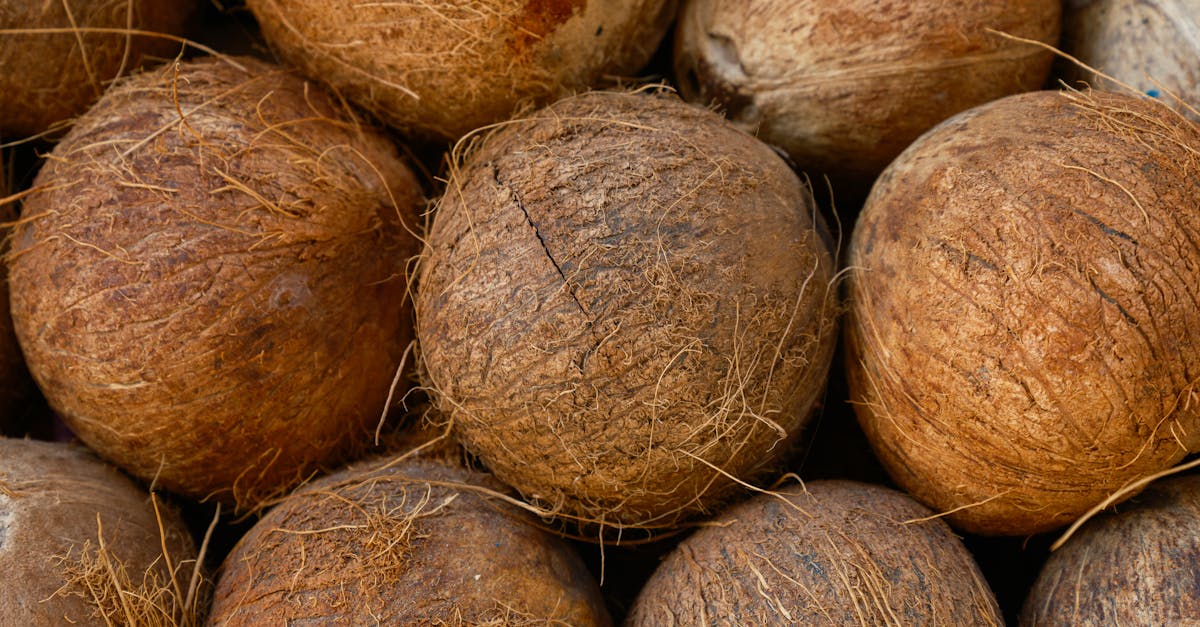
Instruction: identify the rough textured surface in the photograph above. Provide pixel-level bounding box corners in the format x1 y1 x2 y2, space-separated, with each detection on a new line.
1062 0 1200 122
1021 474 1200 625
209 458 611 625
846 89 1200 536
0 0 197 138
674 0 1060 185
628 480 1002 625
417 90 839 531
9 57 422 511
0 438 197 626
247 0 676 141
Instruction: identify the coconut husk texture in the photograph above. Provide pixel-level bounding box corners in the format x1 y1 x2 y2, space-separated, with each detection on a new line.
845 89 1200 536
1061 0 1200 122
0 438 199 625
1021 473 1200 625
673 0 1061 185
209 457 611 625
0 0 198 138
8 56 422 512
246 0 677 142
416 90 839 532
627 480 1002 625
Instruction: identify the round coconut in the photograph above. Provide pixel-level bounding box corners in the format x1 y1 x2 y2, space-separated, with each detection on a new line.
209 457 610 625
628 480 1002 625
845 89 1200 536
1021 474 1200 625
246 0 676 142
416 90 839 531
8 57 422 511
673 0 1061 185
0 438 198 625
1061 0 1200 122
0 0 199 139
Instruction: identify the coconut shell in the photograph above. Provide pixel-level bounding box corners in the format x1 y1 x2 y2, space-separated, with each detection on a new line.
8 57 422 511
246 0 677 141
209 457 611 625
628 480 1002 625
674 0 1060 185
0 438 198 625
846 89 1200 536
416 90 839 531
0 0 198 138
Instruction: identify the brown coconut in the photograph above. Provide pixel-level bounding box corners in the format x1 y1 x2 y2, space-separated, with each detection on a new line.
416 90 839 531
209 457 611 625
8 57 422 511
0 438 199 625
246 0 677 142
845 89 1200 536
0 0 199 138
628 480 1002 625
673 0 1061 185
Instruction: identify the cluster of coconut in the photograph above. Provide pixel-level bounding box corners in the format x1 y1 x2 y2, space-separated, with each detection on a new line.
0 0 1197 624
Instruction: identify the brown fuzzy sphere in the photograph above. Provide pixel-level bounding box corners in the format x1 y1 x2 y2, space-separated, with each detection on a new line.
9 57 421 511
0 0 198 138
846 89 1200 536
0 439 197 625
209 457 611 625
417 90 838 530
246 0 676 141
674 0 1060 184
628 480 1002 625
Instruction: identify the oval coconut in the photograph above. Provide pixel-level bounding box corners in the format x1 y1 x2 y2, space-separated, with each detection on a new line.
0 438 198 625
845 89 1200 536
9 57 422 511
416 90 839 531
628 480 1002 625
209 457 610 625
0 0 199 138
1021 474 1200 625
246 0 676 141
673 0 1060 185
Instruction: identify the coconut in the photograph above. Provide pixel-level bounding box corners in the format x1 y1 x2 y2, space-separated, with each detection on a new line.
209 457 611 625
0 0 199 138
1021 474 1200 625
0 438 199 625
845 89 1200 536
8 57 422 511
416 90 839 531
628 480 1002 624
246 0 676 142
673 0 1061 186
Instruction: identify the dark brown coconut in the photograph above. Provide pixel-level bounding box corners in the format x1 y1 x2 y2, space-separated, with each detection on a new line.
0 438 199 625
8 57 421 511
1021 474 1200 625
628 480 1002 625
246 0 676 141
209 457 611 625
0 0 198 138
416 90 839 531
846 89 1200 536
674 0 1060 185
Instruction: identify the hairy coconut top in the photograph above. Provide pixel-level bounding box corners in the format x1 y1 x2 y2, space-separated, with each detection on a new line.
628 480 1002 625
846 89 1200 536
246 0 676 141
0 438 199 626
9 56 422 511
417 90 839 532
0 0 198 138
674 0 1060 184
210 457 611 625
